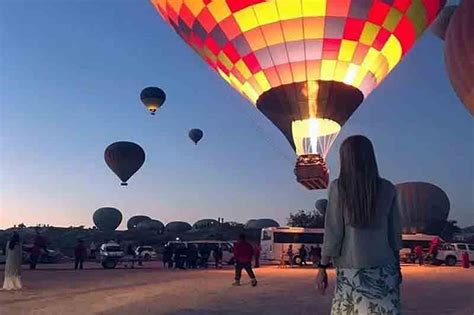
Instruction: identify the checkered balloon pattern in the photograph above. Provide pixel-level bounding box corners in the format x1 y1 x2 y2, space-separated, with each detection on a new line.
152 0 444 104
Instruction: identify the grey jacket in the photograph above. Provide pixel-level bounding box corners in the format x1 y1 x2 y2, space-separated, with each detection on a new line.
321 178 402 269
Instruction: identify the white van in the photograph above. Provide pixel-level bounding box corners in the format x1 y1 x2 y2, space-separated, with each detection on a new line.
436 243 474 266
400 233 440 262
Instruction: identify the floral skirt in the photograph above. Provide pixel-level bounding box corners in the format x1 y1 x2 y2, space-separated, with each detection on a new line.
331 264 401 315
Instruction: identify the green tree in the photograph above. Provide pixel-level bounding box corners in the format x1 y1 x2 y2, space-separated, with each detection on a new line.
287 210 324 228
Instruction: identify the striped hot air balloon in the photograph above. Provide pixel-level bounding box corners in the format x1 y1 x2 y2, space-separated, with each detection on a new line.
151 0 445 189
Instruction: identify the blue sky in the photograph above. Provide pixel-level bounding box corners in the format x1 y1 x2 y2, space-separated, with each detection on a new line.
0 1 472 229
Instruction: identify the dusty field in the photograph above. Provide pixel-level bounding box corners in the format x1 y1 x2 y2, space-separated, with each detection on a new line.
0 263 473 315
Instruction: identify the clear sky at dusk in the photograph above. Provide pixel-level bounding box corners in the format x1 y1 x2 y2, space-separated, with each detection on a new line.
0 1 472 229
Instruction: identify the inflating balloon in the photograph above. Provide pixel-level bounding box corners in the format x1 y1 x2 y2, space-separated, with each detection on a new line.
396 182 450 235
244 219 279 230
93 207 122 232
188 128 204 145
104 142 145 186
193 219 218 230
151 0 445 189
136 219 165 233
444 0 474 115
165 221 192 233
127 215 152 230
140 87 166 115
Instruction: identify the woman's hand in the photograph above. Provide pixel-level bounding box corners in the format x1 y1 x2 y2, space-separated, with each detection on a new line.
315 268 328 295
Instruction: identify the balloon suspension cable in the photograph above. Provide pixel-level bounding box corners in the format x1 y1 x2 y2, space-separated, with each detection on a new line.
226 101 295 163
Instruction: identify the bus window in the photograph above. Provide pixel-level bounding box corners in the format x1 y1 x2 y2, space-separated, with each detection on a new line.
262 230 272 241
273 232 323 244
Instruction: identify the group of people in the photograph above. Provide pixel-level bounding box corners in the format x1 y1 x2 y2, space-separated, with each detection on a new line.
162 243 224 270
283 244 322 268
411 237 441 265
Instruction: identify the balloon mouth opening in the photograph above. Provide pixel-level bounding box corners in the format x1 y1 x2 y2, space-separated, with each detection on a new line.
292 118 341 157
121 182 128 186
294 154 329 190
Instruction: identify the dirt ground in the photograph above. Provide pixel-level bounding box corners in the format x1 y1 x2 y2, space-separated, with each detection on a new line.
1 263 473 315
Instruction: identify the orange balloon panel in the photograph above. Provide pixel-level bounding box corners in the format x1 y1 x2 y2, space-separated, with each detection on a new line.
152 0 444 103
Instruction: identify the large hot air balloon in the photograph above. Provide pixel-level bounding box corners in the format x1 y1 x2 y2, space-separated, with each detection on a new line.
431 5 457 40
127 215 152 230
140 87 166 115
104 141 146 186
188 128 204 145
444 0 474 115
136 219 165 233
151 0 445 190
244 218 279 229
165 221 192 233
93 207 123 232
193 218 219 230
396 182 450 235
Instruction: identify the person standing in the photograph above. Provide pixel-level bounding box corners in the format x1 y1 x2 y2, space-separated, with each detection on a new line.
254 243 261 268
232 234 257 287
3 232 22 290
315 135 402 314
213 245 223 269
162 245 173 269
287 245 294 268
29 243 41 270
414 245 424 266
74 239 87 270
299 244 307 266
200 246 210 269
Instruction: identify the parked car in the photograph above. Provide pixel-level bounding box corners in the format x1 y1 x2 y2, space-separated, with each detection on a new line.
436 243 474 266
97 241 124 269
135 246 157 261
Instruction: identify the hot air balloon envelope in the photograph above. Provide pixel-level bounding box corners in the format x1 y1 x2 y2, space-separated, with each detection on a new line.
140 87 166 115
396 182 450 235
188 129 204 145
444 0 474 115
127 215 152 230
244 219 280 229
93 207 123 232
166 221 192 233
104 142 145 186
193 219 218 230
152 0 445 189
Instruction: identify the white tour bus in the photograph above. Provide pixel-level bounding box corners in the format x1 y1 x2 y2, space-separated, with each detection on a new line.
260 227 324 264
261 227 442 264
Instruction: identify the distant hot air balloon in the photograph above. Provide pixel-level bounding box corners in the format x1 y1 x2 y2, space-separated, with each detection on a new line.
431 5 457 40
93 207 122 232
151 0 445 190
136 219 165 233
140 87 166 115
127 215 152 230
444 0 474 115
188 128 204 145
244 219 279 230
104 141 145 186
165 221 192 233
193 219 218 230
315 199 328 216
396 182 450 235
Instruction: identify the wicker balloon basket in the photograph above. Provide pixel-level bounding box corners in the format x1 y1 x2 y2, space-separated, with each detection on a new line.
294 154 329 190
